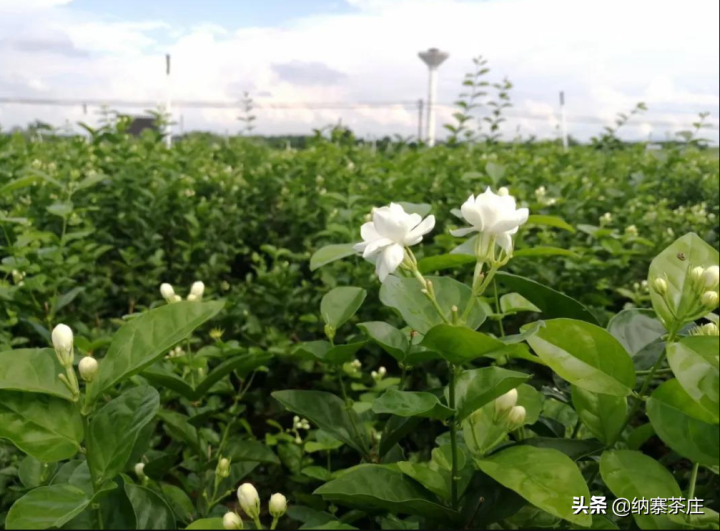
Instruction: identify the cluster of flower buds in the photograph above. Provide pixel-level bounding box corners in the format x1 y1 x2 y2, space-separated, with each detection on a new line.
293 416 311 431
600 212 613 226
691 266 719 309
371 366 387 381
160 281 206 303
494 388 526 430
11 269 26 286
166 346 185 359
216 456 231 479
225 483 287 529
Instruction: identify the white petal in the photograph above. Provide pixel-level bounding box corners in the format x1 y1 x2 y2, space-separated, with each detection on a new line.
460 196 484 229
404 215 435 246
353 241 368 253
373 206 410 242
377 244 405 282
450 226 477 237
363 237 393 258
360 222 380 242
496 232 514 252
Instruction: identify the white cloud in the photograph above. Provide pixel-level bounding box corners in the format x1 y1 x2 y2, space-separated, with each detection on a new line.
0 0 718 141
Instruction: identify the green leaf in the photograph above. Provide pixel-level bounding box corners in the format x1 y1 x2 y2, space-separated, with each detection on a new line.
571 387 627 445
380 276 486 334
185 518 224 529
0 348 73 400
526 215 576 233
272 390 369 455
314 465 460 524
417 254 475 274
194 351 273 397
648 233 719 327
516 384 545 426
0 391 83 462
452 367 531 421
358 322 408 362
517 438 604 461
607 309 666 356
396 462 450 500
125 481 177 530
500 293 541 314
666 336 719 422
18 456 56 489
321 287 366 330
52 287 84 315
496 272 598 324
513 247 579 259
310 244 357 271
524 319 636 396
600 450 683 530
476 446 591 527
224 439 280 465
5 484 90 530
86 386 160 485
46 202 74 218
373 390 454 420
647 379 719 467
0 174 40 195
323 341 367 365
421 325 507 365
87 301 224 402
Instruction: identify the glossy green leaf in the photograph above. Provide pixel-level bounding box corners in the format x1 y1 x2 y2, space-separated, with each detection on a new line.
524 319 636 396
125 482 177 530
310 244 357 271
648 233 719 327
526 214 576 233
324 341 367 365
0 391 83 462
272 390 369 455
5 484 90 530
194 351 273 396
647 379 719 467
185 518 224 530
666 336 719 422
600 450 683 530
396 462 449 500
500 293 541 314
18 456 56 489
314 465 459 524
86 386 160 485
496 272 598 324
421 325 507 365
373 390 453 420
358 322 408 362
513 247 579 259
571 387 627 445
607 309 666 356
321 287 366 329
516 384 545 425
452 367 531 421
87 301 224 402
517 438 604 461
417 254 475 274
380 276 485 334
0 349 73 400
224 439 280 465
476 446 591 527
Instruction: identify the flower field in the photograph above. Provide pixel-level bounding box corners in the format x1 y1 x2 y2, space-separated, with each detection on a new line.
0 121 718 530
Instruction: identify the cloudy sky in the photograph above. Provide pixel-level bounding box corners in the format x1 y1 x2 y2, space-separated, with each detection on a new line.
0 0 718 141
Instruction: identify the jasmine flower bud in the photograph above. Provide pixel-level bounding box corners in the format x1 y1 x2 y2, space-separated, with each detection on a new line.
78 356 98 383
223 512 243 530
269 493 288 519
237 483 260 520
190 281 205 300
51 324 74 367
702 291 719 309
703 266 719 290
134 462 145 479
651 277 668 296
494 388 518 417
217 457 231 478
507 405 526 428
160 283 176 303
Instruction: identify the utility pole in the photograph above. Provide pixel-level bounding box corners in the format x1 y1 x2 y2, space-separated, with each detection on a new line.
165 53 172 148
560 91 568 151
418 48 449 147
417 98 424 142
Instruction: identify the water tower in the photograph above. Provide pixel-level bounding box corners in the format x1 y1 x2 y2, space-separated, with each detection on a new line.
418 48 449 146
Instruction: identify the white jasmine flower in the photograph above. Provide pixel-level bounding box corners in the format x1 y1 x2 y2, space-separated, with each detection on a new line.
160 283 176 303
494 388 518 417
451 187 529 254
269 493 288 518
223 512 243 530
78 356 99 382
237 483 260 519
51 324 74 366
354 203 435 282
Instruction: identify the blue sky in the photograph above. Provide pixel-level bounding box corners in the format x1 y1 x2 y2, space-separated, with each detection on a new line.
0 0 718 141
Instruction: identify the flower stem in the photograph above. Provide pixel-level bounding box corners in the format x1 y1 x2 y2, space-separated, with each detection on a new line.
609 327 678 446
448 364 459 511
686 462 700 523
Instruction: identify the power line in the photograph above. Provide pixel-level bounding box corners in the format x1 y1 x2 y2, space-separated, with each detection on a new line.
0 96 717 130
